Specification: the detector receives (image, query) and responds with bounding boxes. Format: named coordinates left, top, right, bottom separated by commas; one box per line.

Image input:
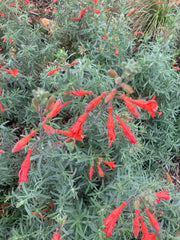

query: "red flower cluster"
left=60, top=87, right=161, bottom=148
left=121, top=94, right=162, bottom=118
left=89, top=6, right=101, bottom=14
left=1, top=68, right=18, bottom=76
left=104, top=190, right=170, bottom=238
left=155, top=189, right=170, bottom=203
left=89, top=158, right=116, bottom=180
left=71, top=7, right=88, bottom=21
left=71, top=3, right=101, bottom=21
left=133, top=210, right=159, bottom=239
left=103, top=202, right=127, bottom=237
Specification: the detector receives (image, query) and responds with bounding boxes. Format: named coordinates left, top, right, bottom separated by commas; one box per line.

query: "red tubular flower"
left=71, top=7, right=87, bottom=21
left=68, top=60, right=79, bottom=66
left=142, top=233, right=156, bottom=240
left=97, top=162, right=105, bottom=177
left=155, top=189, right=170, bottom=201
left=133, top=209, right=140, bottom=238
left=46, top=99, right=62, bottom=119
left=18, top=148, right=33, bottom=189
left=46, top=67, right=61, bottom=76
left=136, top=31, right=143, bottom=35
left=126, top=8, right=136, bottom=17
left=56, top=129, right=86, bottom=142
left=64, top=90, right=92, bottom=96
left=0, top=103, right=4, bottom=112
left=0, top=150, right=4, bottom=154
left=139, top=216, right=149, bottom=236
left=105, top=89, right=116, bottom=103
left=107, top=107, right=116, bottom=147
left=52, top=231, right=61, bottom=240
left=103, top=202, right=127, bottom=237
left=103, top=160, right=116, bottom=170
left=0, top=12, right=5, bottom=17
left=50, top=201, right=54, bottom=211
left=12, top=130, right=36, bottom=152
left=1, top=68, right=18, bottom=76
left=61, top=100, right=71, bottom=108
left=42, top=122, right=55, bottom=135
left=126, top=95, right=162, bottom=117
left=144, top=208, right=160, bottom=233
left=70, top=112, right=89, bottom=134
left=0, top=203, right=8, bottom=215
left=115, top=47, right=118, bottom=56
left=85, top=92, right=106, bottom=113
left=156, top=1, right=163, bottom=3
left=172, top=66, right=180, bottom=70
left=91, top=0, right=98, bottom=3
left=56, top=129, right=74, bottom=137
left=102, top=36, right=108, bottom=40
left=121, top=94, right=140, bottom=118
left=116, top=115, right=139, bottom=146
left=89, top=6, right=101, bottom=14
left=89, top=162, right=93, bottom=180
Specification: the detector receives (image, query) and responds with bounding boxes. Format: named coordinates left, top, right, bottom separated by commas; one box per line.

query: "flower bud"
left=45, top=95, right=55, bottom=112
left=32, top=98, right=40, bottom=111
left=121, top=83, right=134, bottom=94
left=108, top=69, right=118, bottom=78
left=115, top=77, right=121, bottom=84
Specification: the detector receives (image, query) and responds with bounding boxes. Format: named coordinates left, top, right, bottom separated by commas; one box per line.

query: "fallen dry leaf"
left=40, top=18, right=53, bottom=34
left=163, top=168, right=173, bottom=185
left=169, top=0, right=180, bottom=5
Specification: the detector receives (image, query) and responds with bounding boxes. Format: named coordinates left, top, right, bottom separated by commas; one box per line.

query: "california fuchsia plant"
left=0, top=0, right=179, bottom=239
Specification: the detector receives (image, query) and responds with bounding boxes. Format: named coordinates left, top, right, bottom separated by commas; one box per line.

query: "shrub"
left=0, top=0, right=179, bottom=239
